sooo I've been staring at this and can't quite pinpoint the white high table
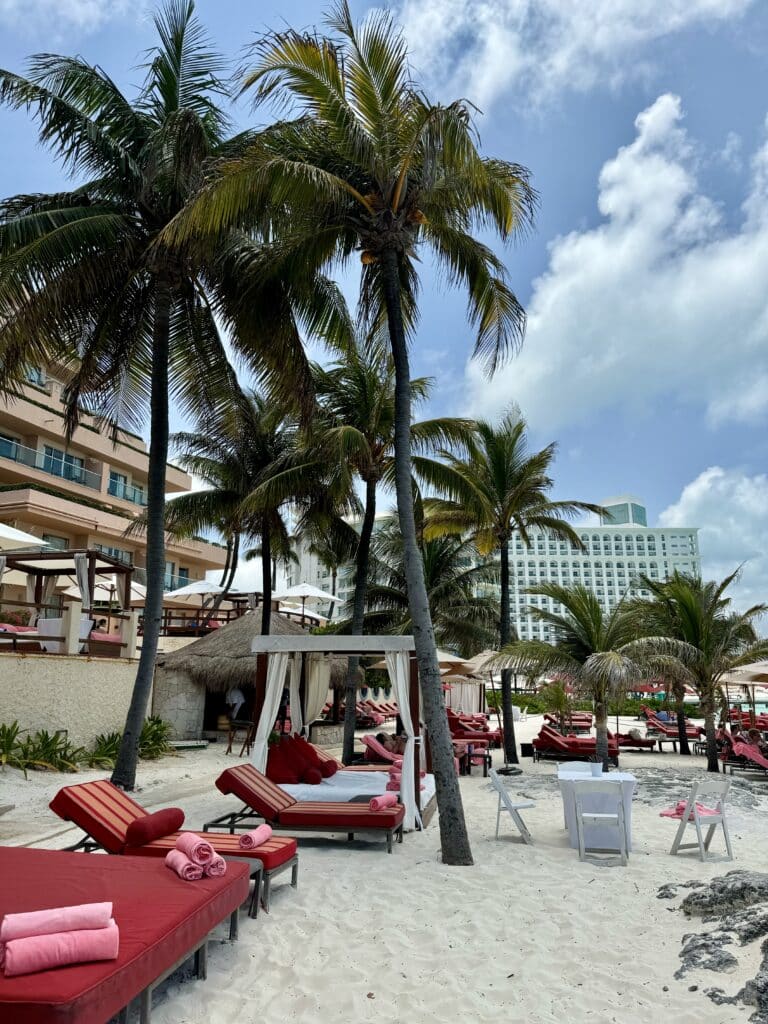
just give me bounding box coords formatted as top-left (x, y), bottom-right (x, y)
top-left (557, 769), bottom-right (637, 851)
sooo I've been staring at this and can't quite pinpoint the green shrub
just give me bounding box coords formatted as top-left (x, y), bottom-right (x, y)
top-left (87, 731), bottom-right (122, 769)
top-left (17, 730), bottom-right (86, 772)
top-left (139, 716), bottom-right (173, 760)
top-left (0, 721), bottom-right (27, 775)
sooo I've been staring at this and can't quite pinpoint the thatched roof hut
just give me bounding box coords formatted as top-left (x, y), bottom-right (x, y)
top-left (156, 611), bottom-right (356, 690)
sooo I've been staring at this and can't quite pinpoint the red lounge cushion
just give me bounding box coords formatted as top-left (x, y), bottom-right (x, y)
top-left (124, 807), bottom-right (185, 847)
top-left (0, 847), bottom-right (249, 1024)
top-left (320, 759), bottom-right (338, 778)
top-left (49, 780), bottom-right (147, 854)
top-left (282, 736), bottom-right (324, 784)
top-left (303, 766), bottom-right (323, 785)
top-left (290, 734), bottom-right (322, 767)
top-left (129, 832), bottom-right (298, 871)
top-left (215, 765), bottom-right (297, 821)
top-left (278, 801), bottom-right (405, 830)
top-left (266, 745), bottom-right (301, 785)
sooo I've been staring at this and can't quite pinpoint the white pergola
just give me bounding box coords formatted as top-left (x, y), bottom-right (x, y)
top-left (250, 635), bottom-right (423, 829)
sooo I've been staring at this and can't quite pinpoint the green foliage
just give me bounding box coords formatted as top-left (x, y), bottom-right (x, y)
top-left (87, 731), bottom-right (122, 769)
top-left (0, 721), bottom-right (27, 774)
top-left (538, 679), bottom-right (573, 729)
top-left (16, 730), bottom-right (86, 772)
top-left (0, 609), bottom-right (31, 627)
top-left (138, 716), bottom-right (173, 760)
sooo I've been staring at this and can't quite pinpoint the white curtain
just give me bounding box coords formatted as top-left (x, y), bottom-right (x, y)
top-left (251, 652), bottom-right (289, 772)
top-left (288, 653), bottom-right (303, 736)
top-left (116, 574), bottom-right (129, 610)
top-left (385, 650), bottom-right (419, 831)
top-left (0, 555), bottom-right (5, 585)
top-left (448, 682), bottom-right (483, 713)
top-left (25, 574), bottom-right (34, 606)
top-left (305, 655), bottom-right (332, 733)
top-left (74, 553), bottom-right (91, 612)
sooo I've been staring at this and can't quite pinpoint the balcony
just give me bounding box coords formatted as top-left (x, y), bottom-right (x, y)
top-left (133, 567), bottom-right (192, 592)
top-left (107, 479), bottom-right (148, 507)
top-left (0, 438), bottom-right (101, 490)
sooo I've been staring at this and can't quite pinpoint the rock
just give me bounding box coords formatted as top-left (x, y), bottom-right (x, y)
top-left (675, 932), bottom-right (737, 979)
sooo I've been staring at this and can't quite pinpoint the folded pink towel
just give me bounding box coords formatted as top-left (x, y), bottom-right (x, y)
top-left (174, 833), bottom-right (215, 865)
top-left (369, 793), bottom-right (398, 811)
top-left (0, 902), bottom-right (112, 943)
top-left (204, 854), bottom-right (227, 878)
top-left (660, 800), bottom-right (719, 819)
top-left (165, 849), bottom-right (203, 881)
top-left (2, 920), bottom-right (119, 977)
top-left (386, 780), bottom-right (424, 792)
top-left (239, 825), bottom-right (273, 850)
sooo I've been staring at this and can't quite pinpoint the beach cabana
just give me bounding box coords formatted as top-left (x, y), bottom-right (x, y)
top-left (250, 635), bottom-right (424, 831)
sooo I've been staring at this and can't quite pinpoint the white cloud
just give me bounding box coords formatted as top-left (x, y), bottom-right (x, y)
top-left (660, 466), bottom-right (768, 613)
top-left (466, 93), bottom-right (768, 431)
top-left (719, 131), bottom-right (743, 172)
top-left (397, 0), bottom-right (752, 109)
top-left (0, 0), bottom-right (131, 34)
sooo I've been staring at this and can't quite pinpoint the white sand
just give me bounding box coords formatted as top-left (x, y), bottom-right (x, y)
top-left (2, 715), bottom-right (766, 1023)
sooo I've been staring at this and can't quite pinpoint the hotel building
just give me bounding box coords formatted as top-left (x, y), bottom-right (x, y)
top-left (0, 364), bottom-right (227, 590)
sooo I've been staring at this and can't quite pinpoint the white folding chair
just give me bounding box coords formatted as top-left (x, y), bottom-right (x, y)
top-left (520, 707), bottom-right (528, 722)
top-left (558, 762), bottom-right (591, 827)
top-left (669, 778), bottom-right (733, 862)
top-left (489, 768), bottom-right (535, 844)
top-left (573, 780), bottom-right (628, 867)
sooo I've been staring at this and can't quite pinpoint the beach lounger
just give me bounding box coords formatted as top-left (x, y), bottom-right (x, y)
top-left (206, 764), bottom-right (405, 853)
top-left (0, 845), bottom-right (249, 1024)
top-left (49, 780), bottom-right (298, 917)
top-left (724, 741), bottom-right (768, 776)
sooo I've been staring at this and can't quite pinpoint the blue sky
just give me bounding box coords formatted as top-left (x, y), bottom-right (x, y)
top-left (1, 0), bottom-right (768, 604)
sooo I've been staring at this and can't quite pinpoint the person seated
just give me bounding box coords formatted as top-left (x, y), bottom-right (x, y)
top-left (375, 732), bottom-right (408, 756)
top-left (91, 618), bottom-right (109, 634)
top-left (655, 709), bottom-right (670, 723)
top-left (746, 728), bottom-right (768, 756)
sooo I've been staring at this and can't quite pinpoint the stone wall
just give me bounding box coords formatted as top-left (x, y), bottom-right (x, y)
top-left (0, 653), bottom-right (145, 747)
top-left (151, 665), bottom-right (206, 739)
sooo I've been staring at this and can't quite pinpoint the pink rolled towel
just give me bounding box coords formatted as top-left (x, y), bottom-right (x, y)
top-left (165, 849), bottom-right (203, 881)
top-left (239, 824), bottom-right (273, 850)
top-left (3, 920), bottom-right (119, 977)
top-left (204, 854), bottom-right (227, 878)
top-left (174, 833), bottom-right (215, 865)
top-left (386, 780), bottom-right (424, 792)
top-left (660, 800), bottom-right (719, 819)
top-left (0, 902), bottom-right (112, 943)
top-left (369, 793), bottom-right (398, 811)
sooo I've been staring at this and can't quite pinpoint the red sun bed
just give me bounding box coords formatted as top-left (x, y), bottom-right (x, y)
top-left (207, 764), bottom-right (405, 853)
top-left (49, 780), bottom-right (298, 916)
top-left (0, 845), bottom-right (248, 1024)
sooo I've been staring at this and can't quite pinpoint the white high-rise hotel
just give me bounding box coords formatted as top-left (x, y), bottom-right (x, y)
top-left (286, 495), bottom-right (701, 639)
top-left (505, 495), bottom-right (700, 642)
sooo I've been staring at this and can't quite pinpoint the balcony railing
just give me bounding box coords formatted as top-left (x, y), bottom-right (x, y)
top-left (133, 568), bottom-right (192, 592)
top-left (0, 438), bottom-right (101, 490)
top-left (107, 479), bottom-right (148, 506)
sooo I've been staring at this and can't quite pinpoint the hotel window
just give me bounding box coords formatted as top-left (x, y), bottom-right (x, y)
top-left (109, 470), bottom-right (128, 499)
top-left (42, 533), bottom-right (68, 550)
top-left (95, 543), bottom-right (131, 563)
top-left (43, 445), bottom-right (85, 484)
top-left (25, 366), bottom-right (47, 387)
top-left (0, 432), bottom-right (18, 459)
top-left (178, 568), bottom-right (190, 585)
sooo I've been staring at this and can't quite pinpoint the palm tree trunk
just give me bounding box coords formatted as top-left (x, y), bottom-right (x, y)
top-left (381, 247), bottom-right (472, 866)
top-left (702, 686), bottom-right (720, 772)
top-left (342, 477), bottom-right (377, 764)
top-left (327, 567), bottom-right (337, 621)
top-left (498, 540), bottom-right (519, 764)
top-left (112, 283), bottom-right (171, 789)
top-left (675, 693), bottom-right (691, 756)
top-left (219, 538), bottom-right (233, 587)
top-left (594, 697), bottom-right (609, 769)
top-left (206, 532), bottom-right (239, 623)
top-left (261, 521), bottom-right (272, 635)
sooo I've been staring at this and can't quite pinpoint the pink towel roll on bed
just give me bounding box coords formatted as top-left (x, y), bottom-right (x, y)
top-left (174, 833), bottom-right (215, 865)
top-left (369, 793), bottom-right (398, 811)
top-left (165, 849), bottom-right (204, 881)
top-left (2, 920), bottom-right (119, 977)
top-left (238, 824), bottom-right (273, 850)
top-left (0, 902), bottom-right (112, 943)
top-left (659, 800), bottom-right (719, 819)
top-left (386, 780), bottom-right (424, 792)
top-left (204, 854), bottom-right (227, 877)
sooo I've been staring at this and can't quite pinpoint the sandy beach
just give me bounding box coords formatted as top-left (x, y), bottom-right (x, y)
top-left (2, 715), bottom-right (766, 1024)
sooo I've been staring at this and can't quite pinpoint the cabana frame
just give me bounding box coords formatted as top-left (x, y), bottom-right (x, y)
top-left (249, 635), bottom-right (427, 823)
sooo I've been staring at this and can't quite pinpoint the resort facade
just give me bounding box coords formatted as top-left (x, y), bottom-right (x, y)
top-left (286, 495), bottom-right (701, 638)
top-left (0, 364), bottom-right (227, 590)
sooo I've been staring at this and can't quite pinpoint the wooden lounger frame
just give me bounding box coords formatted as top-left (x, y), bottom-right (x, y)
top-left (203, 805), bottom-right (405, 855)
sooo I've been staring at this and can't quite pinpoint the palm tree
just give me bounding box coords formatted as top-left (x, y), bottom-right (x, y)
top-left (493, 584), bottom-right (670, 767)
top-left (313, 345), bottom-right (474, 762)
top-left (360, 515), bottom-right (500, 657)
top-left (0, 1), bottom-right (349, 790)
top-left (633, 571), bottom-right (768, 772)
top-left (167, 1), bottom-right (537, 864)
top-left (418, 410), bottom-right (602, 764)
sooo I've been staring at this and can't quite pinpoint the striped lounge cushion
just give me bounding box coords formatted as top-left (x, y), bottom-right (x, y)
top-left (128, 832), bottom-right (298, 871)
top-left (278, 801), bottom-right (404, 830)
top-left (215, 764), bottom-right (297, 820)
top-left (49, 780), bottom-right (147, 853)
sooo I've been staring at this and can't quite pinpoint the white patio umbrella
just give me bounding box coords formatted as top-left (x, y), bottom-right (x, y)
top-left (162, 579), bottom-right (227, 608)
top-left (60, 576), bottom-right (148, 608)
top-left (0, 525), bottom-right (49, 550)
top-left (273, 582), bottom-right (343, 618)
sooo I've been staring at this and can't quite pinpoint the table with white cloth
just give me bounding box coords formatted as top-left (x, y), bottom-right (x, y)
top-left (557, 769), bottom-right (637, 851)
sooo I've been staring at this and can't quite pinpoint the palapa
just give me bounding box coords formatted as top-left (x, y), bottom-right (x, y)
top-left (156, 611), bottom-right (358, 690)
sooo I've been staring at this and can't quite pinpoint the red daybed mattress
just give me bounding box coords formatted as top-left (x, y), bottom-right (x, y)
top-left (0, 846), bottom-right (249, 1024)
